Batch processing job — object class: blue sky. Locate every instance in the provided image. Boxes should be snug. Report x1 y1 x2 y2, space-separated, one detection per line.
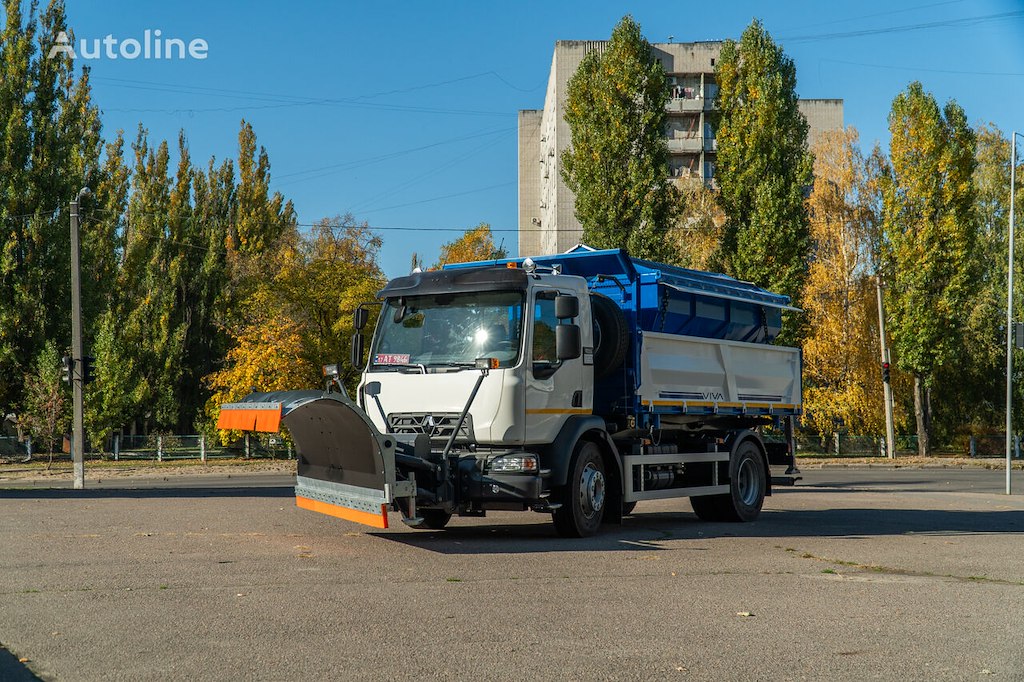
54 0 1024 277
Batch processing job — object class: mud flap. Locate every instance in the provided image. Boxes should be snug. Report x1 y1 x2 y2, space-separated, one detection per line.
219 390 415 529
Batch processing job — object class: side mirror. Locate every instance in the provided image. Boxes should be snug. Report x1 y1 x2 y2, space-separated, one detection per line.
554 295 579 320
353 307 369 331
555 324 581 361
350 334 365 369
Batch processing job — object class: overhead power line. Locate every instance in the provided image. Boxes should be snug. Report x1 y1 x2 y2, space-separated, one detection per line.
273 126 513 185
345 130 514 214
94 70 527 117
358 181 516 215
821 58 1024 77
784 0 969 32
780 10 1024 43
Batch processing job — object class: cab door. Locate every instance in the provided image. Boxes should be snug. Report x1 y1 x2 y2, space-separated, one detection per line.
524 286 587 444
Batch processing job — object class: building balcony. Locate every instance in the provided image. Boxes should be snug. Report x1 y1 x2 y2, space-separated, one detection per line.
667 137 704 153
666 97 705 113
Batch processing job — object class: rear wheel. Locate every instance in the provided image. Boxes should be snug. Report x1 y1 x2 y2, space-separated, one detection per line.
690 441 766 522
553 441 607 537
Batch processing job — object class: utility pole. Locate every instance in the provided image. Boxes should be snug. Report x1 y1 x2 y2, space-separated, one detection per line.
70 187 90 490
875 275 896 459
1007 133 1020 496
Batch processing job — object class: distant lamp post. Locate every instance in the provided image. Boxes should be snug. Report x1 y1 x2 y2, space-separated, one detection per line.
1006 132 1020 496
70 186 90 490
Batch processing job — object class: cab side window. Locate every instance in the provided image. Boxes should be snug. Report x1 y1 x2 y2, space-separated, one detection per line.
532 294 561 376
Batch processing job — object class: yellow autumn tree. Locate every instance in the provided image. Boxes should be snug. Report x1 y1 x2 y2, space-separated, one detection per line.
803 127 908 438
433 223 506 269
666 179 725 271
276 216 386 388
205 290 313 444
204 215 386 441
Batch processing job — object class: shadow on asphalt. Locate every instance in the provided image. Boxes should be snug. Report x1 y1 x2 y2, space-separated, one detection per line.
372 507 1024 554
794 479 1005 493
0 486 294 500
0 645 40 681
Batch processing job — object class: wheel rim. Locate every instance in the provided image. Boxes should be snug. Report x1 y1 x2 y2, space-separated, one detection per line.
736 458 759 507
579 462 606 518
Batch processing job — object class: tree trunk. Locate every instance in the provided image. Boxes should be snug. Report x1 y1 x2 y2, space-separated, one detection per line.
914 374 931 456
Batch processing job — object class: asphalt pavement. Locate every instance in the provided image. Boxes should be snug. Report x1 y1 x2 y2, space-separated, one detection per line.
1 466 1022 681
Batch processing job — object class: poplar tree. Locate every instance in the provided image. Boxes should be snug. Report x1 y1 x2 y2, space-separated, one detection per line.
561 15 676 261
0 0 104 410
880 82 977 456
936 123 1024 436
0 0 37 405
714 19 812 327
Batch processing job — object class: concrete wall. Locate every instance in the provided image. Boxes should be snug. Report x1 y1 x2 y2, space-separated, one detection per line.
517 110 542 257
799 99 845 149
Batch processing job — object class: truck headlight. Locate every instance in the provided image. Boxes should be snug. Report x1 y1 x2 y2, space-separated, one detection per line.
488 454 538 473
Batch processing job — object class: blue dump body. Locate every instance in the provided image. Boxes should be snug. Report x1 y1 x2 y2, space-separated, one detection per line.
444 246 794 344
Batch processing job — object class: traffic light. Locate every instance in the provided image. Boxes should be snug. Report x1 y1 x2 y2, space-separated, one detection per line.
82 355 95 385
882 362 891 384
61 355 73 384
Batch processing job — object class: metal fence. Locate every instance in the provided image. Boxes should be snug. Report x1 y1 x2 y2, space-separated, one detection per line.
108 433 293 461
0 433 293 463
795 433 1024 458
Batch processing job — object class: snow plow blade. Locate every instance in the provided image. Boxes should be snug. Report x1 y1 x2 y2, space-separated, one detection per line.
219 391 413 529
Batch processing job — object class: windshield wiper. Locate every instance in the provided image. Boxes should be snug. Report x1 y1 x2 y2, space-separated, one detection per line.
433 361 479 371
373 363 427 374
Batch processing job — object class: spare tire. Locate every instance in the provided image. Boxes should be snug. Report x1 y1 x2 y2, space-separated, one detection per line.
590 292 629 379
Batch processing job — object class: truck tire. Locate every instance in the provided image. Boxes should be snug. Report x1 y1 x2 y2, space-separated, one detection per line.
419 509 452 530
590 292 629 379
553 441 607 537
690 441 766 522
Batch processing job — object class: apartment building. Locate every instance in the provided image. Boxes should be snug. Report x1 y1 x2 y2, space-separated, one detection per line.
518 40 843 256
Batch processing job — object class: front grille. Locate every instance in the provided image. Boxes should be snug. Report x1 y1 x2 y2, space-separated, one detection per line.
388 412 475 442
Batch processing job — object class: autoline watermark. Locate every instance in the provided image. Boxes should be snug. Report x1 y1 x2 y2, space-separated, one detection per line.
48 30 208 60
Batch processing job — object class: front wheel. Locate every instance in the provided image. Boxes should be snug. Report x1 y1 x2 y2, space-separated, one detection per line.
553 441 607 537
419 509 452 530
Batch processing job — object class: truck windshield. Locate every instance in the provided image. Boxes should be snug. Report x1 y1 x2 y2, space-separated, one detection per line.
371 291 524 369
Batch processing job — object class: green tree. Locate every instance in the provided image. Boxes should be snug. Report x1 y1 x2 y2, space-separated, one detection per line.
20 340 70 458
714 19 813 335
880 82 977 455
88 119 298 440
561 15 676 261
226 120 296 306
433 222 506 268
934 123 1024 438
0 0 103 409
0 0 37 407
